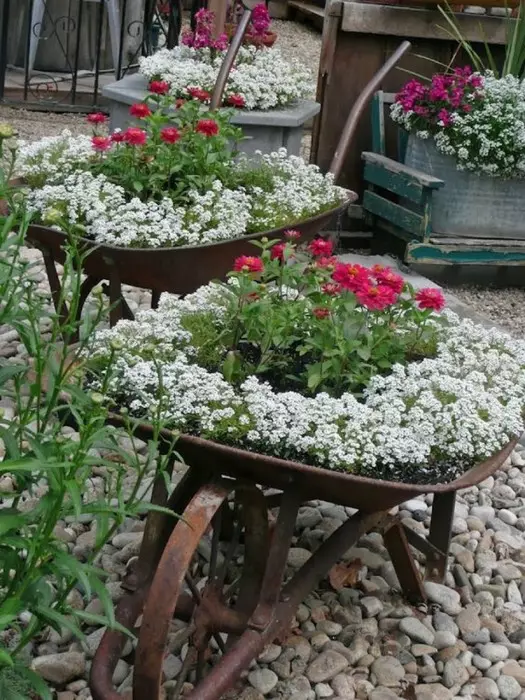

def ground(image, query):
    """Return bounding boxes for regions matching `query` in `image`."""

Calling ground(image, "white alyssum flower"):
[22,148,346,249]
[16,131,93,185]
[87,287,525,482]
[139,45,312,111]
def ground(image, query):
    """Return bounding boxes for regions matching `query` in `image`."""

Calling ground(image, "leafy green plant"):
[0,160,179,696]
[438,1,525,79]
[214,236,444,396]
[88,98,242,204]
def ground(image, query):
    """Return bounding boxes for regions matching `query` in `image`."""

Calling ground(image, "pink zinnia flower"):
[129,103,152,119]
[284,229,301,240]
[187,87,211,102]
[226,94,246,108]
[313,307,330,319]
[270,243,287,261]
[123,127,147,146]
[91,135,112,152]
[233,256,264,273]
[308,238,333,257]
[160,127,181,144]
[149,80,170,95]
[372,265,404,294]
[321,283,341,296]
[415,288,445,312]
[356,284,398,311]
[110,130,125,143]
[332,262,370,292]
[195,119,219,137]
[87,112,108,124]
[315,256,337,270]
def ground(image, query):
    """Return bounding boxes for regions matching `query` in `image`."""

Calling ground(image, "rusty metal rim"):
[133,480,269,699]
[108,412,519,496]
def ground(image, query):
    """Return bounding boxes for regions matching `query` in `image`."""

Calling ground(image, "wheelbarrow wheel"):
[133,480,270,699]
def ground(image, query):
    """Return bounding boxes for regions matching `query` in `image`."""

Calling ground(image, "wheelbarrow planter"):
[89,424,517,700]
[26,192,353,331]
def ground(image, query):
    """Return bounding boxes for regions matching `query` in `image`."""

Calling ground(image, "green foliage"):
[179,311,225,369]
[0,169,179,696]
[218,238,443,396]
[438,2,525,79]
[91,98,242,205]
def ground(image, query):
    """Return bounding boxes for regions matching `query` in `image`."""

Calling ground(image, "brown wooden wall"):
[312,3,508,197]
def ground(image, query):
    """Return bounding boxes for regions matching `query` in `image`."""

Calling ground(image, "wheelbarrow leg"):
[425,491,456,582]
[383,519,426,604]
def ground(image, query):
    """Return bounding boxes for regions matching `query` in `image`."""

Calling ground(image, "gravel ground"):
[443,286,525,339]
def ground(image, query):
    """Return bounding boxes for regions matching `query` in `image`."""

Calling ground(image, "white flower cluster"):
[25,171,252,248]
[247,150,346,231]
[139,45,312,110]
[22,145,345,249]
[392,73,525,178]
[16,131,93,185]
[87,287,525,482]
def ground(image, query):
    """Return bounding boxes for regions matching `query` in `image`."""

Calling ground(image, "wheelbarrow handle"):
[210,0,261,110]
[328,40,411,182]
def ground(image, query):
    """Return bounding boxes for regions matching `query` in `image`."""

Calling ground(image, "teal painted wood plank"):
[364,161,424,204]
[371,93,385,156]
[363,191,426,237]
[362,152,444,188]
[407,242,525,266]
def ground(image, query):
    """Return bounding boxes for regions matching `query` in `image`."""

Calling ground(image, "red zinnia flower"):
[160,127,181,144]
[233,256,264,273]
[87,112,108,124]
[175,98,186,109]
[284,229,301,240]
[308,238,333,257]
[91,135,112,152]
[187,87,211,102]
[372,265,404,294]
[270,242,287,261]
[123,127,147,146]
[129,103,152,119]
[332,263,370,293]
[226,94,246,108]
[415,287,445,312]
[110,130,125,143]
[149,80,170,95]
[195,119,219,137]
[313,307,330,319]
[321,282,341,296]
[356,284,398,311]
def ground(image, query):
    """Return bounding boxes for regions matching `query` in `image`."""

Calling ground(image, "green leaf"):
[0,650,13,668]
[0,364,26,387]
[65,480,82,518]
[74,610,136,640]
[357,347,371,361]
[34,605,85,642]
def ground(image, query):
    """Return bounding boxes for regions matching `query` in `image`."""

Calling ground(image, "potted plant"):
[13,93,351,324]
[391,67,525,238]
[102,5,319,157]
[85,236,525,485]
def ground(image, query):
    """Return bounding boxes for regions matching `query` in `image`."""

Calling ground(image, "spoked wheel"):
[133,480,270,699]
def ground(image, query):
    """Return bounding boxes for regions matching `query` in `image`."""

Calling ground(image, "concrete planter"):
[405,135,525,240]
[102,73,320,157]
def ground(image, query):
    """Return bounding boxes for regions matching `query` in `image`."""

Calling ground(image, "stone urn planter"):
[404,135,525,239]
[102,73,320,157]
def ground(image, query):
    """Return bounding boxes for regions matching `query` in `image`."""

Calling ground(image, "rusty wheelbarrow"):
[90,424,516,700]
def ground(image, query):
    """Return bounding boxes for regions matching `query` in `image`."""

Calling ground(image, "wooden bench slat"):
[362,151,444,189]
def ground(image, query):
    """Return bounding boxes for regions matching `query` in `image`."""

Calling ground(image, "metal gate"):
[0,0,182,111]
